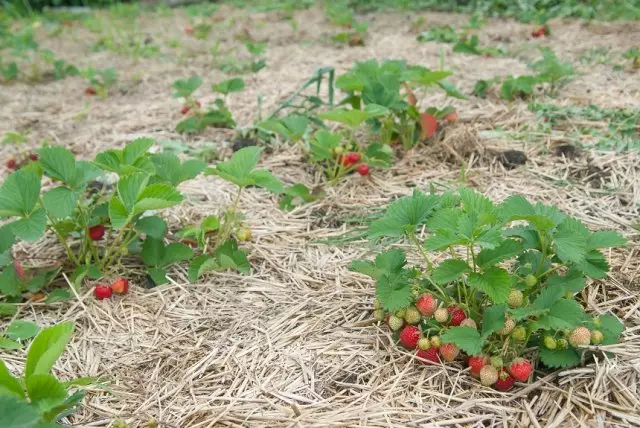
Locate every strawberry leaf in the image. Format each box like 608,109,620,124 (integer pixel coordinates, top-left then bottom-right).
481,304,506,339
376,271,412,312
468,267,513,303
7,320,40,341
539,347,580,368
553,217,589,264
477,239,523,267
531,299,586,331
0,170,41,218
368,191,440,239
432,259,471,284
574,250,609,279
586,230,626,250
440,326,484,355
212,77,245,95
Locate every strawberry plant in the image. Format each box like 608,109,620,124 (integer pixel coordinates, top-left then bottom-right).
0,322,96,425
0,138,204,306
351,188,625,390
82,67,118,98
172,75,203,115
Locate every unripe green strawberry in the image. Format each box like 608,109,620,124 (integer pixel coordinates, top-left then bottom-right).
490,356,503,368
430,335,441,348
460,318,477,330
434,308,448,323
543,336,557,350
507,290,524,308
593,317,602,327
590,330,604,345
418,337,431,350
236,227,252,242
557,338,568,349
374,309,385,322
511,326,526,342
374,299,382,310
388,315,404,331
404,306,422,325
524,274,537,287
480,365,499,386
564,292,573,299
395,309,406,318
497,318,515,335
568,327,591,347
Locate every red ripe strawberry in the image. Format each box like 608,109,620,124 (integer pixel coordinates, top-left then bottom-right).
494,368,515,391
398,325,420,349
449,309,466,326
338,155,351,166
94,285,112,300
439,342,460,362
13,260,27,281
85,87,96,96
181,106,191,115
416,293,437,317
28,153,38,161
6,159,17,169
347,152,360,164
111,277,129,294
88,225,105,240
419,113,437,140
468,355,489,377
416,347,440,364
508,358,532,382
357,163,369,176
185,27,194,35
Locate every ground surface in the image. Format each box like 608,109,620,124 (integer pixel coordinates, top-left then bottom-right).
1,4,640,427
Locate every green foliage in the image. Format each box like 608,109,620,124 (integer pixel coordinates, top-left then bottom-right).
83,67,118,97
351,188,626,368
0,322,95,425
172,76,202,99
417,25,457,43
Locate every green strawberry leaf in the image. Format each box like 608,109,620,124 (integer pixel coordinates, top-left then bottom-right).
532,299,586,331
0,170,41,218
141,237,165,267
376,271,412,313
45,289,72,304
432,259,471,284
279,184,323,211
545,269,585,294
151,153,206,186
574,250,609,279
10,208,47,242
6,320,40,341
481,304,506,338
308,130,341,162
25,321,74,381
172,75,202,98
215,240,250,274
26,373,68,414
440,326,484,355
0,336,22,350
591,314,624,345
38,146,77,185
318,108,373,128
135,216,168,239
586,230,626,250
0,359,24,398
368,191,440,239
147,267,168,286
553,217,589,264
212,77,245,95
162,243,193,266
468,267,513,303
539,347,580,368
0,396,41,427
477,239,523,267
42,187,77,219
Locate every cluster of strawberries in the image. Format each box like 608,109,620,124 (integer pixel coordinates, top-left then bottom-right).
94,277,129,300
336,149,369,176
181,101,201,115
6,152,38,170
376,292,532,391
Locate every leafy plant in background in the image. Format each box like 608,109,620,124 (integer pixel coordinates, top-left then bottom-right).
82,67,118,98
452,35,505,57
176,77,243,134
182,146,284,281
0,138,204,308
172,75,203,115
326,1,368,46
417,24,458,43
0,322,96,425
215,41,267,75
351,188,625,390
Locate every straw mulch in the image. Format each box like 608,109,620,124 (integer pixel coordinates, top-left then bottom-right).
0,4,639,427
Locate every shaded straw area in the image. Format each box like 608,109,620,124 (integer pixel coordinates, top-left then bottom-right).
1,4,639,427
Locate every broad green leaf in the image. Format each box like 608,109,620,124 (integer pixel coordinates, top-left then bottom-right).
212,77,245,95
44,289,71,304
553,217,588,264
38,146,76,184
481,304,506,338
533,286,565,311
280,115,309,140
206,146,263,187
257,119,290,138
0,304,18,318
162,243,193,265
118,173,150,211
477,239,523,267
108,197,130,229
247,170,284,193
42,187,77,219
147,267,168,285
215,241,250,274
10,208,47,242
26,374,67,414
586,230,626,250
6,320,40,341
0,170,41,218
594,314,624,345
70,265,101,289
0,337,22,350
279,184,323,211
403,68,452,85
545,269,585,294
135,216,167,239
172,75,202,98
0,266,22,297
368,191,440,239
93,150,121,173
432,259,471,284
133,184,183,215
62,376,97,388
376,271,412,312
539,347,580,368
438,81,468,99
533,299,586,330
0,225,15,254
440,326,484,355
151,154,206,186
309,130,341,161
0,395,41,427
179,159,207,183
425,228,465,251
0,360,24,398
351,250,407,281
459,188,497,224
349,260,379,280
188,255,216,283
574,250,609,279
468,267,513,303
123,138,154,165
319,108,372,128
25,321,74,381
499,195,555,232
141,237,165,266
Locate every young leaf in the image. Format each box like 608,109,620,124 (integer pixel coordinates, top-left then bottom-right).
553,217,589,264
38,146,77,185
42,187,77,219
309,130,341,161
206,146,262,186
440,326,484,355
45,289,72,304
0,360,24,398
279,184,323,211
0,396,41,427
135,216,168,239
438,81,467,99
586,230,626,250
6,320,40,341
10,208,47,242
376,271,412,312
468,267,512,303
188,255,216,283
212,77,245,95
532,299,586,330
162,243,193,266
481,304,507,338
215,240,250,274
0,337,22,350
432,259,471,284
0,170,41,218
147,267,168,285
26,373,68,414
25,321,74,381
172,75,202,98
